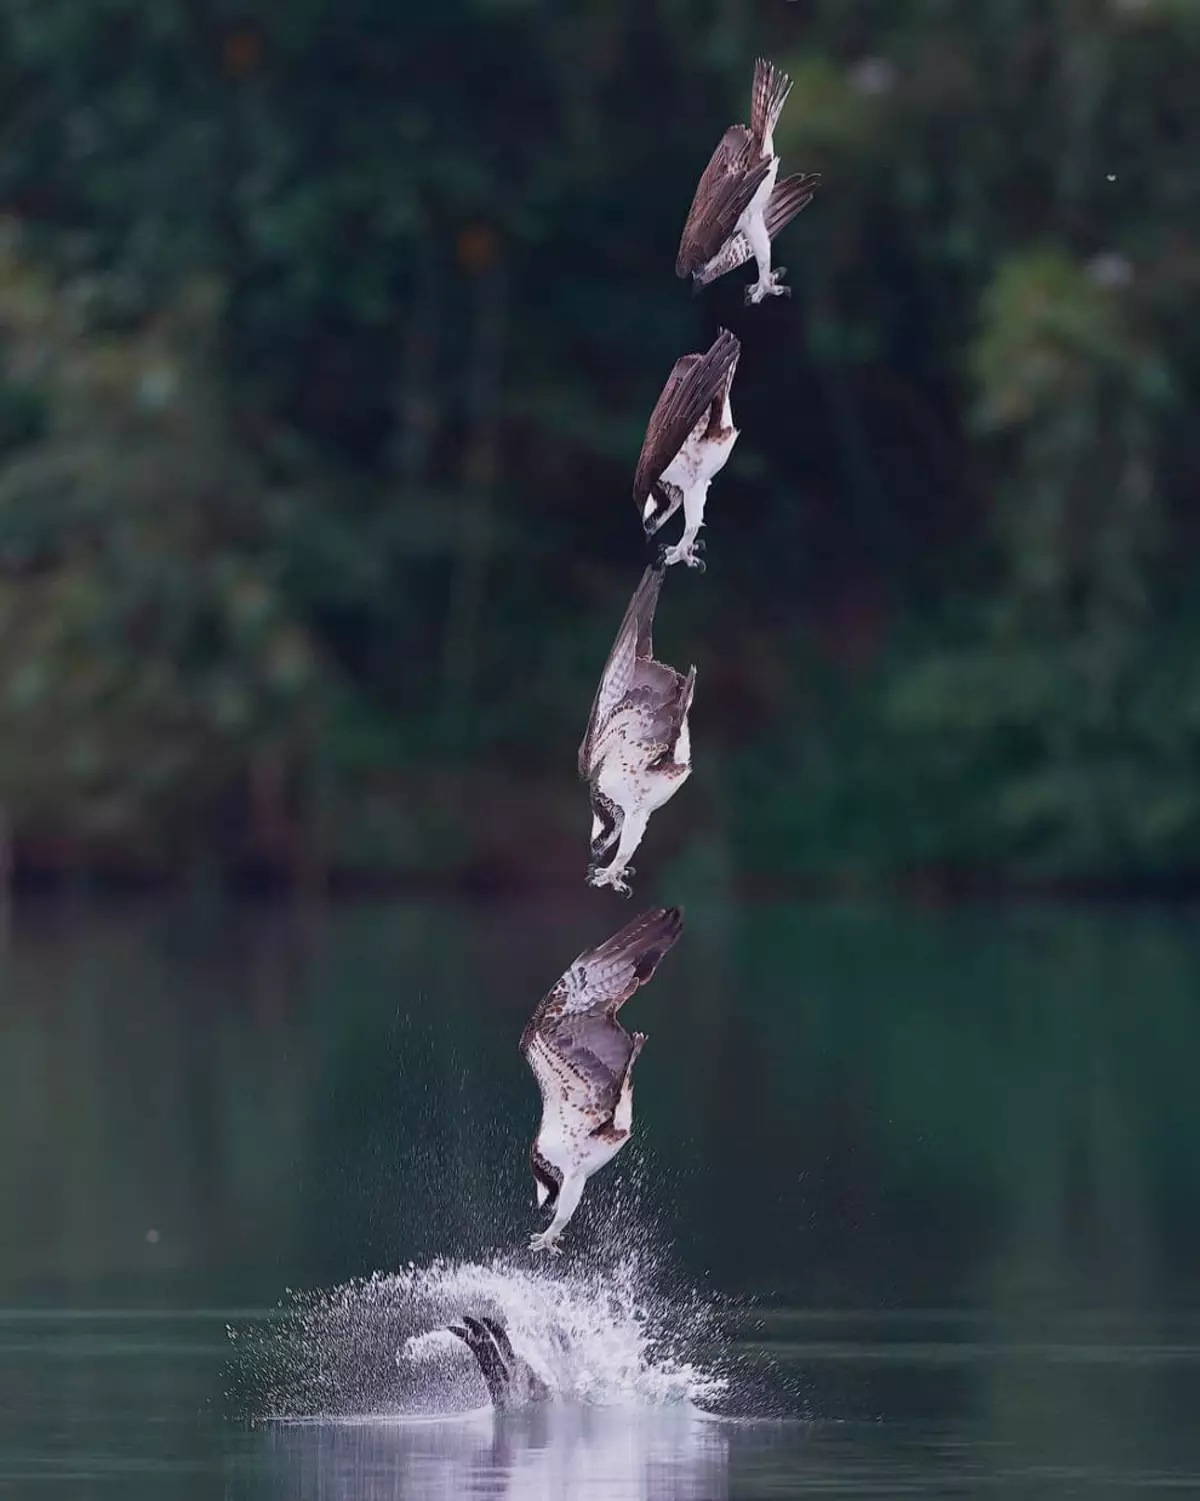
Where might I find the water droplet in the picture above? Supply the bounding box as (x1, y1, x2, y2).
(229, 1248, 728, 1418)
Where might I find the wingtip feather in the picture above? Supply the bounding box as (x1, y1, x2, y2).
(632, 560, 665, 613)
(764, 172, 822, 241)
(644, 904, 685, 946)
(615, 903, 684, 949)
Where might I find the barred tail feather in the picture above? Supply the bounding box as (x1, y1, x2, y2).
(765, 172, 821, 240)
(751, 57, 792, 149)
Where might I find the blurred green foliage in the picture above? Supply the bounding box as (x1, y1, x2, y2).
(0, 0, 1197, 888)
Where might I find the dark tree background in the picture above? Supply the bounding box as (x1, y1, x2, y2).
(0, 0, 1197, 892)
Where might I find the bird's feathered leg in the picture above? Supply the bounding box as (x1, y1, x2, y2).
(529, 1170, 587, 1253)
(586, 808, 650, 896)
(744, 207, 789, 305)
(661, 484, 708, 571)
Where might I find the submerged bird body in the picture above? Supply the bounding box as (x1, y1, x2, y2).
(676, 58, 820, 304)
(635, 330, 741, 569)
(521, 905, 684, 1252)
(449, 1315, 549, 1409)
(579, 566, 694, 894)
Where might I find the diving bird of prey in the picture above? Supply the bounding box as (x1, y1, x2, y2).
(449, 1315, 549, 1409)
(580, 565, 694, 896)
(522, 905, 684, 1252)
(635, 327, 740, 570)
(676, 57, 821, 304)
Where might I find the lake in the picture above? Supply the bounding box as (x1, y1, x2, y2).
(2, 896, 1199, 1497)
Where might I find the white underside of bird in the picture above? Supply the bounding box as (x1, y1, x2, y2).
(653, 397, 739, 569)
(588, 712, 692, 894)
(525, 1030, 643, 1252)
(704, 152, 784, 305)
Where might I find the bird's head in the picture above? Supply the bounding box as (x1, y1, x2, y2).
(640, 483, 682, 539)
(641, 492, 668, 538)
(531, 1143, 562, 1214)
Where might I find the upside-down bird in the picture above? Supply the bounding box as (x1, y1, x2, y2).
(521, 905, 684, 1252)
(635, 327, 740, 570)
(580, 566, 694, 896)
(676, 57, 820, 304)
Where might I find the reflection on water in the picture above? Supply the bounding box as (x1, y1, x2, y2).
(265, 1407, 731, 1501)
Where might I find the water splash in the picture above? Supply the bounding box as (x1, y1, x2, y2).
(230, 1247, 728, 1420)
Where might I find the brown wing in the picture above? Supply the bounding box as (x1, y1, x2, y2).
(676, 126, 772, 278)
(521, 907, 684, 1121)
(691, 175, 822, 286)
(648, 663, 695, 761)
(617, 654, 694, 756)
(633, 354, 699, 502)
(522, 906, 684, 1046)
(632, 329, 741, 507)
(578, 566, 664, 779)
(764, 172, 821, 239)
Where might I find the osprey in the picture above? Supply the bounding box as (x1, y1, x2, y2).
(580, 565, 694, 896)
(449, 1314, 549, 1409)
(635, 327, 740, 570)
(676, 57, 820, 305)
(521, 905, 684, 1252)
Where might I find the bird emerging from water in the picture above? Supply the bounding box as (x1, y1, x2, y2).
(449, 1314, 549, 1409)
(635, 328, 740, 571)
(676, 57, 820, 304)
(580, 566, 694, 896)
(521, 905, 684, 1252)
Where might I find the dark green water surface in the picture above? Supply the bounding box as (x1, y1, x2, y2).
(2, 897, 1199, 1497)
